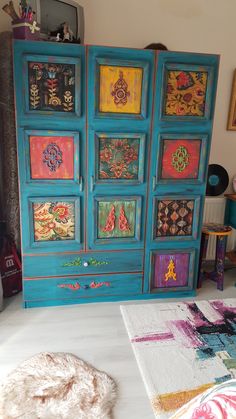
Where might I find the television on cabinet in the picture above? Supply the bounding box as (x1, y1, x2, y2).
(30, 0, 84, 42)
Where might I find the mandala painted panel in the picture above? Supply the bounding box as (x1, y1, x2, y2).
(155, 199, 194, 237)
(33, 201, 75, 242)
(99, 65, 143, 114)
(30, 136, 74, 179)
(164, 70, 208, 116)
(98, 200, 136, 239)
(161, 139, 201, 180)
(153, 253, 190, 289)
(98, 137, 140, 180)
(28, 62, 75, 112)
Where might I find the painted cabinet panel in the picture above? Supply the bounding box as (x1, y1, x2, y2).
(95, 133, 145, 184)
(156, 134, 208, 185)
(87, 46, 155, 250)
(144, 51, 219, 294)
(13, 41, 219, 307)
(153, 195, 201, 241)
(26, 55, 80, 116)
(23, 130, 81, 185)
(150, 249, 195, 292)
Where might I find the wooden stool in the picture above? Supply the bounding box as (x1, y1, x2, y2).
(198, 223, 232, 290)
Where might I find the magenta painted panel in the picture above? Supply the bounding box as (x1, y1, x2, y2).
(153, 252, 190, 289)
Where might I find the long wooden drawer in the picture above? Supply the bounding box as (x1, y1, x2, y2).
(23, 251, 143, 278)
(23, 273, 143, 306)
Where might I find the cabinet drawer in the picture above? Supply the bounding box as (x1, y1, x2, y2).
(24, 273, 143, 304)
(24, 251, 143, 278)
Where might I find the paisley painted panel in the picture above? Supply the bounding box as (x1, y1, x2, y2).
(164, 70, 208, 116)
(33, 201, 75, 241)
(28, 61, 75, 112)
(155, 199, 194, 237)
(98, 137, 140, 180)
(153, 253, 190, 289)
(30, 136, 74, 179)
(98, 200, 136, 239)
(99, 65, 143, 114)
(161, 139, 201, 180)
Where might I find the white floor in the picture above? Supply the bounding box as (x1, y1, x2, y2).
(0, 269, 236, 419)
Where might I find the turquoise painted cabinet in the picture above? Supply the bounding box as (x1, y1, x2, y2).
(13, 41, 219, 308)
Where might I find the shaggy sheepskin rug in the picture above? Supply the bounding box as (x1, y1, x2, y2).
(0, 352, 117, 419)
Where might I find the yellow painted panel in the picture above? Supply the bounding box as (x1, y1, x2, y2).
(99, 65, 143, 114)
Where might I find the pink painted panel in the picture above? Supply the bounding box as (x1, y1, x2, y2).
(30, 136, 74, 179)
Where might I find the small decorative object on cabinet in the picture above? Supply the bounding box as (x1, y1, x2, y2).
(13, 41, 219, 307)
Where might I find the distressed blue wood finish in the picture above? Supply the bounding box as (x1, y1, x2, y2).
(24, 250, 144, 277)
(23, 273, 143, 302)
(143, 51, 219, 294)
(14, 42, 219, 307)
(14, 41, 86, 257)
(24, 289, 197, 308)
(87, 46, 155, 251)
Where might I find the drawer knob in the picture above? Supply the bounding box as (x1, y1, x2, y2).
(83, 261, 89, 267)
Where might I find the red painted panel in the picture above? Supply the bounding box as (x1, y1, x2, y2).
(161, 139, 201, 180)
(30, 136, 74, 179)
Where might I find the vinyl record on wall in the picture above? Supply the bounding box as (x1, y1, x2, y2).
(206, 164, 229, 196)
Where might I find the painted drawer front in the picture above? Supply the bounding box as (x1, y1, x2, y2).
(23, 250, 144, 277)
(24, 273, 143, 302)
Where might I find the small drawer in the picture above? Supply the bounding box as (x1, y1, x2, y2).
(24, 273, 143, 304)
(24, 251, 143, 278)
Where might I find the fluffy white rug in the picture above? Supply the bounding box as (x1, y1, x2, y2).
(0, 352, 117, 419)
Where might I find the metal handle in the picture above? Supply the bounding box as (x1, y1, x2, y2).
(79, 176, 83, 192)
(152, 176, 156, 191)
(90, 175, 94, 192)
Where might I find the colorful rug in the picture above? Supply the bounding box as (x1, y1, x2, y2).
(120, 298, 236, 418)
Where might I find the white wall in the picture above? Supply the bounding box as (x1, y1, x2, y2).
(0, 0, 235, 192)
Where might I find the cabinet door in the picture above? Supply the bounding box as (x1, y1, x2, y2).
(87, 46, 155, 250)
(144, 51, 219, 293)
(14, 41, 86, 254)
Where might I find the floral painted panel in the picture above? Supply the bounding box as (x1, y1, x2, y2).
(155, 199, 194, 237)
(165, 70, 208, 116)
(153, 253, 190, 289)
(28, 62, 75, 112)
(98, 200, 136, 239)
(99, 65, 143, 114)
(161, 139, 201, 180)
(33, 201, 75, 241)
(99, 137, 140, 180)
(30, 136, 74, 179)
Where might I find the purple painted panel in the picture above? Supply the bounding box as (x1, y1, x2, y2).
(153, 252, 190, 289)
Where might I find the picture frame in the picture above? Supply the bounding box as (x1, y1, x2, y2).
(227, 69, 236, 130)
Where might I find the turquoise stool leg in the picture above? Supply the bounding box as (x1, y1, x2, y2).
(215, 235, 228, 291)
